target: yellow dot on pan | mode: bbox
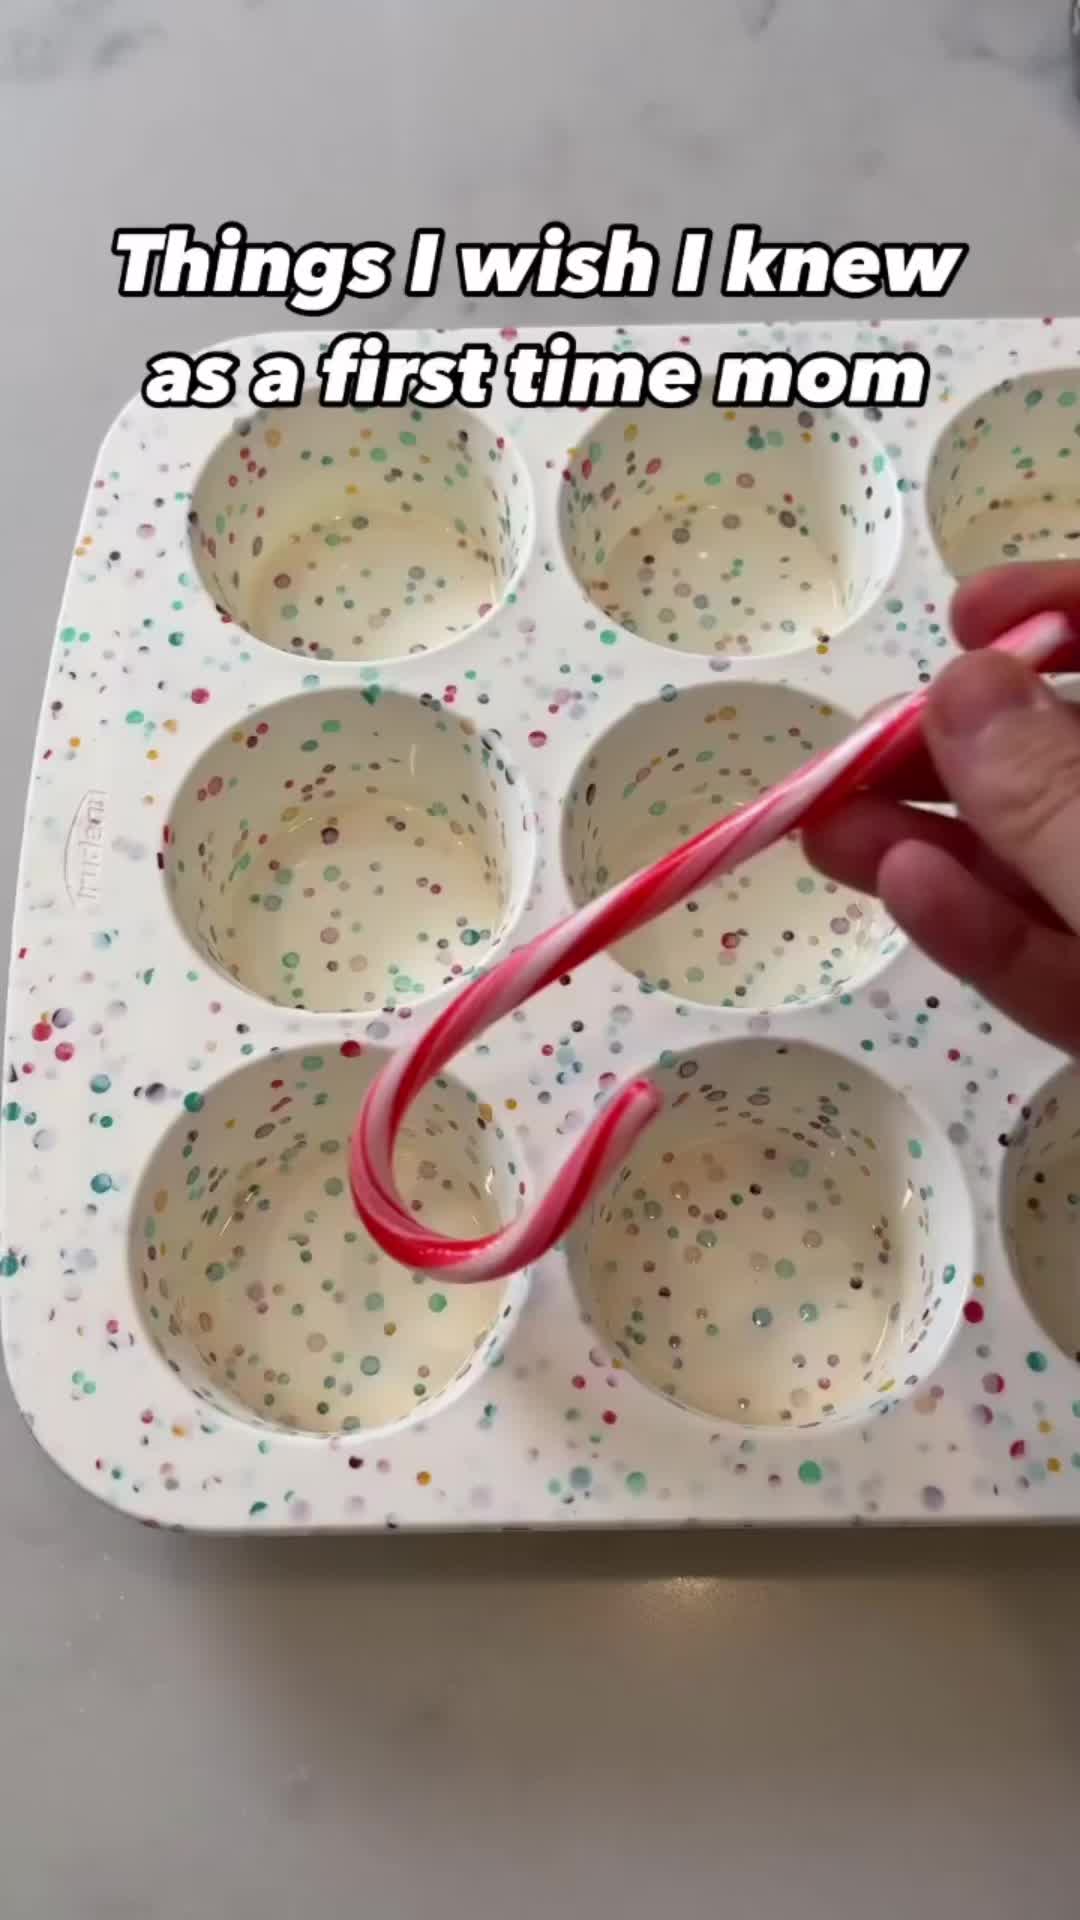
[1039,1419,1053,1435]
[1049,1458,1062,1473]
[505,1098,517,1111]
[624,424,637,441]
[146,750,158,761]
[417,1471,432,1487]
[69,737,80,749]
[973,1272,986,1288]
[265,428,281,448]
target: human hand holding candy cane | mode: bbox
[350,569,1080,1284]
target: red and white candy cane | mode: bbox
[350,611,1072,1282]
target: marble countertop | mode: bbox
[3,1,1080,1914]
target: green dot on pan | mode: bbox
[798,1460,823,1486]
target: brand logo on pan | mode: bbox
[64,790,107,908]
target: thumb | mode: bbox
[923,652,1080,931]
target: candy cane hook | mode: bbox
[350,612,1072,1282]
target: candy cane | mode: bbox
[349,612,1072,1280]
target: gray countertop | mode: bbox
[4,1,1080,1913]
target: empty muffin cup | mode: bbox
[163,687,532,1013]
[131,1046,527,1436]
[190,392,533,661]
[1002,1063,1080,1367]
[559,396,900,657]
[927,368,1080,577]
[561,681,897,1011]
[567,1039,972,1430]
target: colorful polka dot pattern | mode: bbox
[562,680,897,1010]
[134,1046,526,1434]
[191,396,531,662]
[571,1039,969,1428]
[560,396,899,659]
[927,368,1080,578]
[6,318,1080,1530]
[164,686,531,1013]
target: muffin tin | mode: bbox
[5,318,1080,1531]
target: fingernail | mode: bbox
[929,651,1046,740]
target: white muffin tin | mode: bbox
[5,319,1080,1531]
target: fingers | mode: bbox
[922,651,1080,932]
[877,841,1080,1056]
[804,794,958,894]
[803,792,1067,927]
[952,563,1080,659]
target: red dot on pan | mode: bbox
[963,1300,984,1324]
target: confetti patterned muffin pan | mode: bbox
[7,319,1080,1532]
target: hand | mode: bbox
[803,562,1080,1054]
